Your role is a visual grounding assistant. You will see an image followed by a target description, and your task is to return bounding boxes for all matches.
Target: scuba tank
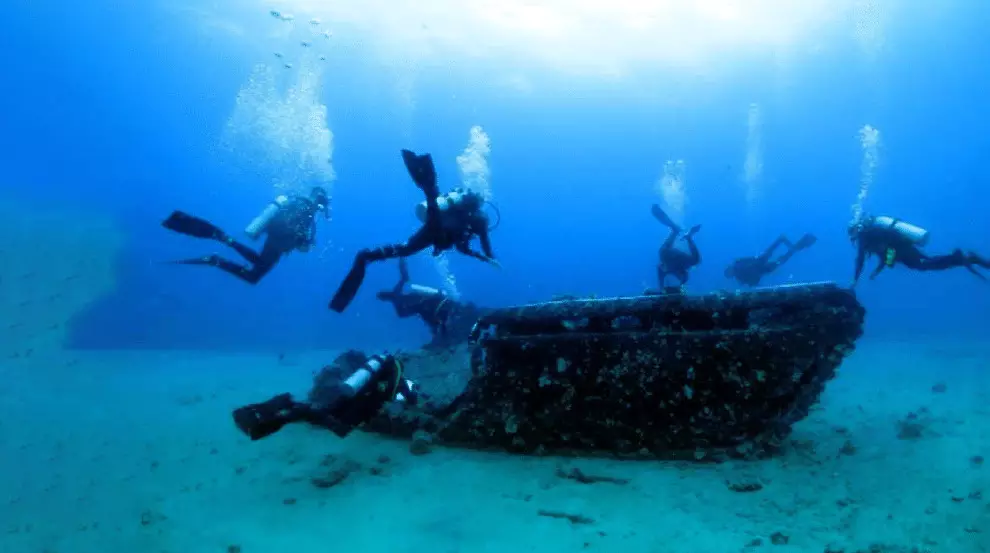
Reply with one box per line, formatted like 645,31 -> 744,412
409,284 -> 443,297
415,190 -> 469,223
244,195 -> 289,239
340,354 -> 397,396
318,354 -> 412,437
872,216 -> 929,246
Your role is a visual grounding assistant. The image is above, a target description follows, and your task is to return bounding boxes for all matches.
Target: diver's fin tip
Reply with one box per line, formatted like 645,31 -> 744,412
161,211 -> 224,240
400,149 -> 438,193
650,204 -> 679,230
794,233 -> 818,250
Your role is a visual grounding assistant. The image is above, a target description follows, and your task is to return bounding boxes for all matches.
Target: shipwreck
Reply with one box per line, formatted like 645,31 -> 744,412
316,282 -> 865,460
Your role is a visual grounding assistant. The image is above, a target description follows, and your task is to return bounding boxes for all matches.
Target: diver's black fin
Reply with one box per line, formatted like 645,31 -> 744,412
685,224 -> 702,238
795,233 -> 818,251
965,265 -> 988,281
329,260 -> 369,313
162,211 -> 223,240
650,204 -> 680,231
969,252 -> 990,269
232,393 -> 298,441
401,149 -> 439,196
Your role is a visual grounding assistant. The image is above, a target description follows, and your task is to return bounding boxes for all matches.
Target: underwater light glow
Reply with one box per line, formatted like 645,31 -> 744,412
743,103 -> 764,205
239,0 -> 852,75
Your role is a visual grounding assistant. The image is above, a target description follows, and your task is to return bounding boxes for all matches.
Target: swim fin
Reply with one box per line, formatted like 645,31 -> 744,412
401,149 -> 439,197
651,204 -> 680,231
965,265 -> 988,281
794,233 -> 818,251
968,252 -> 990,269
232,393 -> 300,441
329,259 -> 369,313
162,211 -> 224,240
960,252 -> 988,281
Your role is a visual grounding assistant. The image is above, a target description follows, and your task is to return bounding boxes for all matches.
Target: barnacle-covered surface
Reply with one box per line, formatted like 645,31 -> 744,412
423,303 -> 488,351
333,282 -> 864,460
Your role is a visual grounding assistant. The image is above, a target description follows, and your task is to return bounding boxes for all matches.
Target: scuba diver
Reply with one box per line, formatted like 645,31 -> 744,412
161,187 -> 330,284
329,149 -> 498,313
848,213 -> 990,287
232,352 -> 420,441
376,258 -> 486,349
725,233 -> 818,287
651,204 -> 702,290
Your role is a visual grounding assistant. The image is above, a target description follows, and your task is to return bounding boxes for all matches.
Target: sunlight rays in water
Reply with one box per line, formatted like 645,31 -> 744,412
742,103 -> 764,207
253,0 -> 856,76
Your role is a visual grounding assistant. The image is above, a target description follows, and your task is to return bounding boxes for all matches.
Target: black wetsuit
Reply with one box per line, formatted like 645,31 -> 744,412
726,233 -> 817,287
852,220 -> 988,285
162,191 -> 326,284
218,197 -> 322,283
377,259 -> 485,348
330,150 -> 496,313
652,204 -> 701,288
359,206 -> 493,265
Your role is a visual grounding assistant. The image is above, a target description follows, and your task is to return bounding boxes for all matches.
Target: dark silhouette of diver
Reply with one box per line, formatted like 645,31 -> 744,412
329,149 -> 497,313
725,233 -> 817,287
232,352 -> 420,441
651,204 -> 701,289
848,213 -> 989,287
161,187 -> 329,284
376,258 -> 486,349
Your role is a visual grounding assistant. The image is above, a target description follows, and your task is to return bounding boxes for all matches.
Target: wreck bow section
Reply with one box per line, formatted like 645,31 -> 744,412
366,282 -> 865,459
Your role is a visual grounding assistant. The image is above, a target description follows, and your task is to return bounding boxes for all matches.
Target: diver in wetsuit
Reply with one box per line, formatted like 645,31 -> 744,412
161,187 -> 330,284
232,353 -> 420,441
376,258 -> 486,348
848,213 -> 990,287
725,233 -> 818,287
651,204 -> 701,290
329,149 -> 498,313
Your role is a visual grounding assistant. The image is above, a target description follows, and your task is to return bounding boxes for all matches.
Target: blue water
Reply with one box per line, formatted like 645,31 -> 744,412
3,2 -> 990,552
3,1 -> 988,351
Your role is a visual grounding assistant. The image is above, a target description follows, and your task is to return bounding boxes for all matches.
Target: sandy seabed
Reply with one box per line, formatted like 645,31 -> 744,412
0,340 -> 987,553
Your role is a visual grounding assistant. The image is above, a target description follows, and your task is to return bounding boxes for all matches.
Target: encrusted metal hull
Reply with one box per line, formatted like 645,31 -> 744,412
339,282 -> 865,460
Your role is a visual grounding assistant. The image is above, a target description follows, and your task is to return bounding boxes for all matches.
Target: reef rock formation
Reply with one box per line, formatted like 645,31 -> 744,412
318,282 -> 865,460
